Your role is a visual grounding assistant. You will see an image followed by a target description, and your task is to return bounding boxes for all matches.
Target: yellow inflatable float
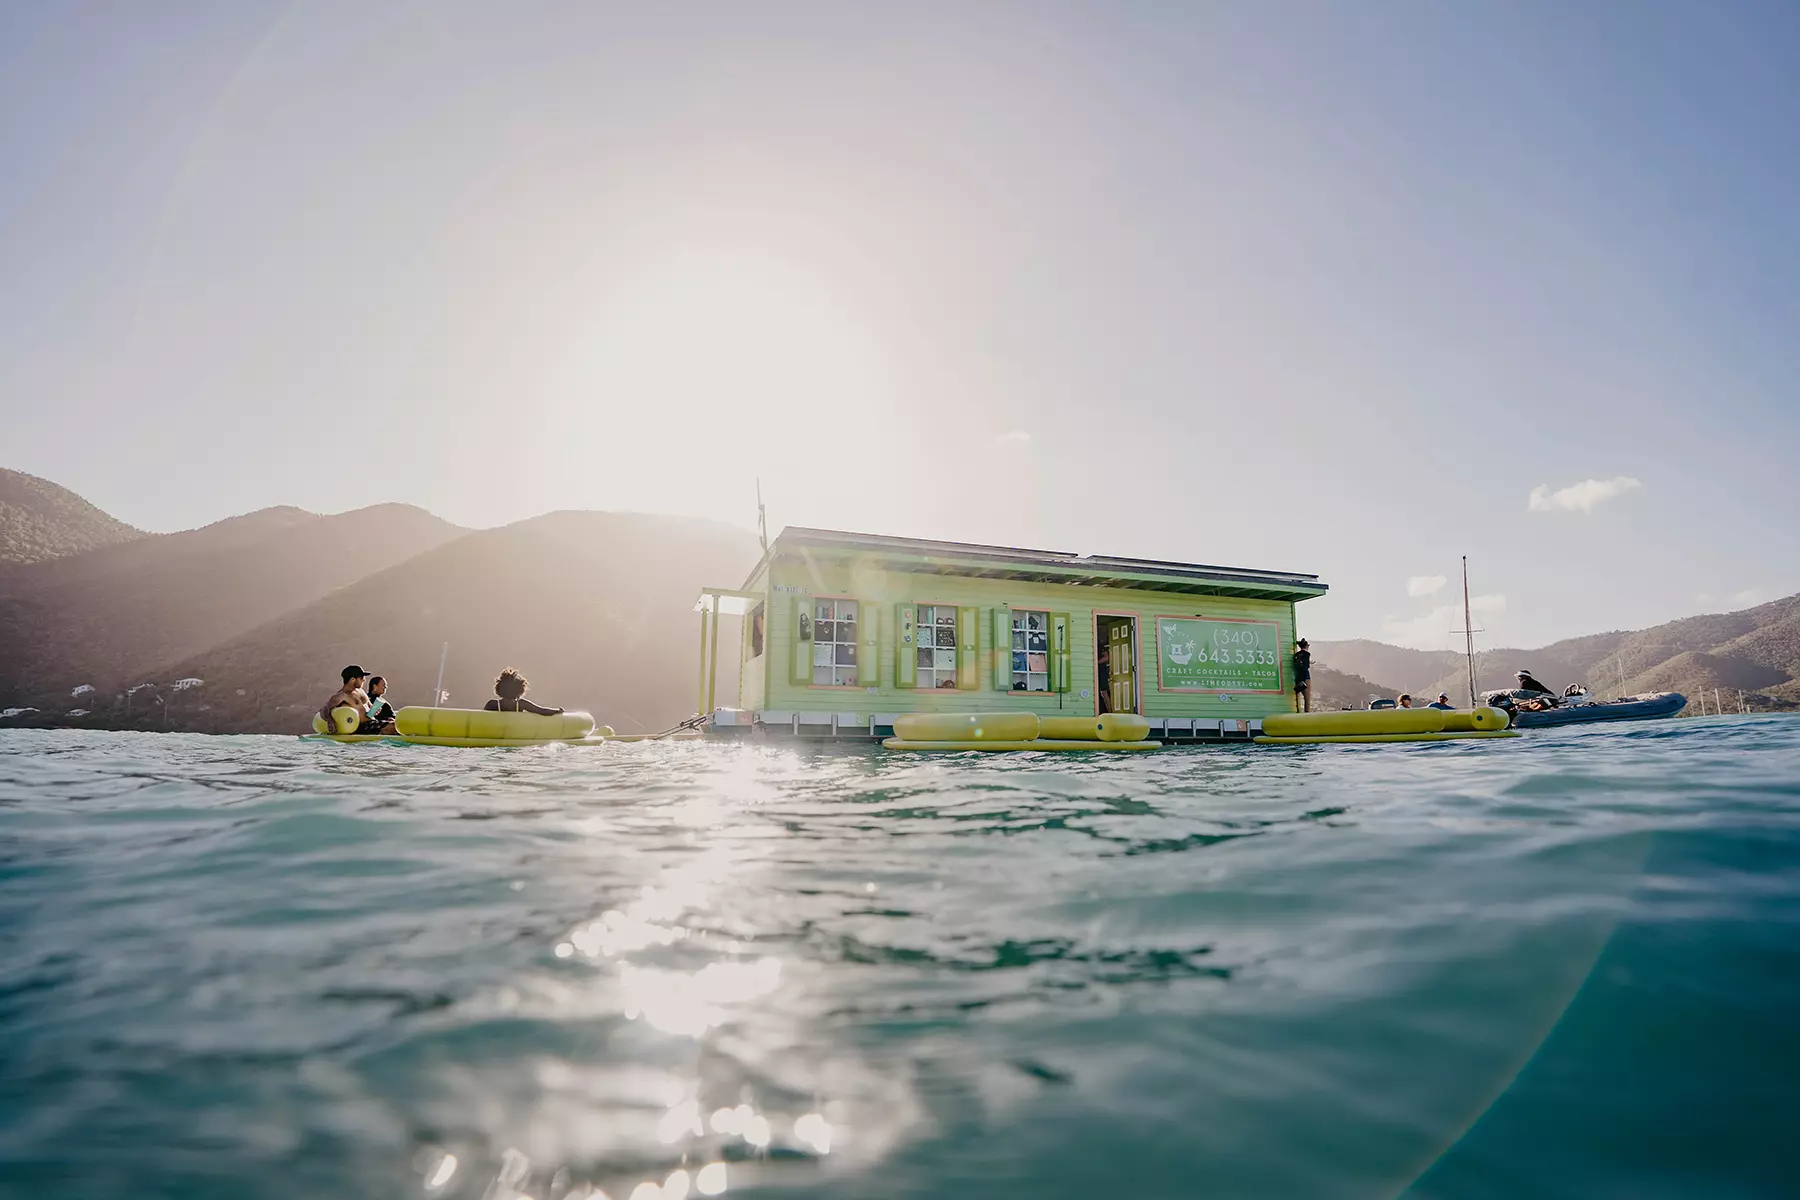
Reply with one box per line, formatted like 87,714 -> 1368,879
883,738 -> 1162,752
306,706 -> 393,743
1255,730 -> 1520,744
393,706 -> 603,747
892,712 -> 1042,742
1038,714 -> 1153,742
885,711 -> 1160,752
1256,706 -> 1515,745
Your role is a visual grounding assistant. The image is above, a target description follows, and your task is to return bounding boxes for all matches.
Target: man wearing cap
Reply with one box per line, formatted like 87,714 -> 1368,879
1428,692 -> 1455,710
318,664 -> 374,732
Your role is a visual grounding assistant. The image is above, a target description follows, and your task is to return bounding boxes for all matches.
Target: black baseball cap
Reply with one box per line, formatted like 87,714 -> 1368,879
341,665 -> 369,682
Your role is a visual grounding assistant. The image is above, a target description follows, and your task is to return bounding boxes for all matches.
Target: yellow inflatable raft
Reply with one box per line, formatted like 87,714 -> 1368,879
399,734 -> 610,747
1439,707 -> 1511,732
883,738 -> 1162,753
892,712 -> 1041,742
306,706 -> 389,741
884,711 -> 1159,752
1255,730 -> 1521,745
394,706 -> 598,747
1260,706 -> 1510,739
312,706 -> 361,734
1037,714 -> 1154,742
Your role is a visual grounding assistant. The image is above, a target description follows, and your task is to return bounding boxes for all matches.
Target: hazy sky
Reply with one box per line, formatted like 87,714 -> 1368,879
4,0 -> 1798,650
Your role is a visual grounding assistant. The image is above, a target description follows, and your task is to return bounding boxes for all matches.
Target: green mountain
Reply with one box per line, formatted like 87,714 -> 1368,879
0,467 -> 143,565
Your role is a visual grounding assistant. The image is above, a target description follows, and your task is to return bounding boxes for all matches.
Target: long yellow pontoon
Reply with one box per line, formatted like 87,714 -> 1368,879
1255,706 -> 1515,745
307,705 -> 614,747
884,712 -> 1161,752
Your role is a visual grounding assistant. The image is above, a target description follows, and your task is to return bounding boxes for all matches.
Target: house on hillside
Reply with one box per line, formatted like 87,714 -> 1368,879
694,528 -> 1327,742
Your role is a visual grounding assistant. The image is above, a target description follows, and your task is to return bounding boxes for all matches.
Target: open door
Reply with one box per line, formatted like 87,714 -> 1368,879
1096,615 -> 1139,715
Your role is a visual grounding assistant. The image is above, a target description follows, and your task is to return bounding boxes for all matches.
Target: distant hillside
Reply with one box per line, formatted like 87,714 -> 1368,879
1309,664 -> 1400,711
1305,640 -> 1462,698
0,468 -> 143,565
0,503 -> 465,705
143,511 -> 761,734
1316,593 -> 1800,712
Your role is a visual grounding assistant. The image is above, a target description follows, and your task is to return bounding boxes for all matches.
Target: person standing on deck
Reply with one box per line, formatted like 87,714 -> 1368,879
1292,639 -> 1313,712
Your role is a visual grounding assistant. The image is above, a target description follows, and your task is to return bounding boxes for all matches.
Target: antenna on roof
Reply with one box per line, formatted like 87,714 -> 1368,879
755,478 -> 769,555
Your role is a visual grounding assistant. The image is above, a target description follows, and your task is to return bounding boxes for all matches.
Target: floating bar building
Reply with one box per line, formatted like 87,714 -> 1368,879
695,527 -> 1326,743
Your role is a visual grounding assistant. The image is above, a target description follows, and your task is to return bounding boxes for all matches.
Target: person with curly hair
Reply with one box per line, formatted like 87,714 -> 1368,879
483,668 -> 564,716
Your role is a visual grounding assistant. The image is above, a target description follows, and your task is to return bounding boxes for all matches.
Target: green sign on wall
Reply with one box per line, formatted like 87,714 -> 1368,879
1156,616 -> 1283,693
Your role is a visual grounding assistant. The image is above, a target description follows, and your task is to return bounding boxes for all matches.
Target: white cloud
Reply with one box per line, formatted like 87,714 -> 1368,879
1380,593 -> 1507,650
1406,574 -> 1448,598
1528,475 -> 1641,514
994,430 -> 1031,446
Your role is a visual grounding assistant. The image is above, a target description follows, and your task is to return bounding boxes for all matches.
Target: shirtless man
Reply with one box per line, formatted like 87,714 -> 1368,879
318,664 -> 372,730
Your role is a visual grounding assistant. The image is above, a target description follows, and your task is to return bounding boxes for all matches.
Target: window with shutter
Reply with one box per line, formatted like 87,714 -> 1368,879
807,598 -> 860,686
1008,609 -> 1052,692
915,605 -> 961,689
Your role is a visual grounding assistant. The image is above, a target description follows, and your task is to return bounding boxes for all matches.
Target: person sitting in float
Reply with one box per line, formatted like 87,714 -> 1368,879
364,675 -> 398,733
483,668 -> 565,716
318,665 -> 372,731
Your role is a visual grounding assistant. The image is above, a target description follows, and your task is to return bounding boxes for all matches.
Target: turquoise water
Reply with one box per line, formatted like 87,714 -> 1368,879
2,719 -> 1797,1199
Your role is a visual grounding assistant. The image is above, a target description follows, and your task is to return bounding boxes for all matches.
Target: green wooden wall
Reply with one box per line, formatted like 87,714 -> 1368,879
736,551 -> 1304,721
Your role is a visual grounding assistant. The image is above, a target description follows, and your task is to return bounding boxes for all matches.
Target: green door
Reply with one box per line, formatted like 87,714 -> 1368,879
1108,620 -> 1137,714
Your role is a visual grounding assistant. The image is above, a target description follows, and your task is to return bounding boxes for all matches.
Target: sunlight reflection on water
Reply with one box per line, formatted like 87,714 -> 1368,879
3,721 -> 1797,1199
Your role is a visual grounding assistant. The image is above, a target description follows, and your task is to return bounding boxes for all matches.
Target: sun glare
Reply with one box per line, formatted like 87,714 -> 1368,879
552,245 -> 903,522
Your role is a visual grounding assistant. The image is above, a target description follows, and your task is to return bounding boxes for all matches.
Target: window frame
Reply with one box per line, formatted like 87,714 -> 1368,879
806,596 -> 862,688
1009,607 -> 1052,693
913,602 -> 963,690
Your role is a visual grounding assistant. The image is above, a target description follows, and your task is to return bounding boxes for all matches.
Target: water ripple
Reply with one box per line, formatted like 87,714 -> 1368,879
2,719 -> 1798,1198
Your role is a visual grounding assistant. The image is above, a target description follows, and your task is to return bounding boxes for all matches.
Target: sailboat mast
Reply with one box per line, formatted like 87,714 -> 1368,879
1462,556 -> 1477,708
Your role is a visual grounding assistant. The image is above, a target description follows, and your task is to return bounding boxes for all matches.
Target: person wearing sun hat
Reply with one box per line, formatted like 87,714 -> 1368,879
1515,668 -> 1554,696
1292,638 -> 1313,712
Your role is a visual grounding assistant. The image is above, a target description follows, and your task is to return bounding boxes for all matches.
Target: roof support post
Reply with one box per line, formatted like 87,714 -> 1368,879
696,602 -> 710,717
706,595 -> 721,715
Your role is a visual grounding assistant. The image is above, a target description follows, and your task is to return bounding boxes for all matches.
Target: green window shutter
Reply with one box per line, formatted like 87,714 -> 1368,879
957,606 -> 980,689
858,602 -> 880,688
1050,612 -> 1072,692
992,605 -> 1012,690
894,602 -> 917,689
790,596 -> 814,686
